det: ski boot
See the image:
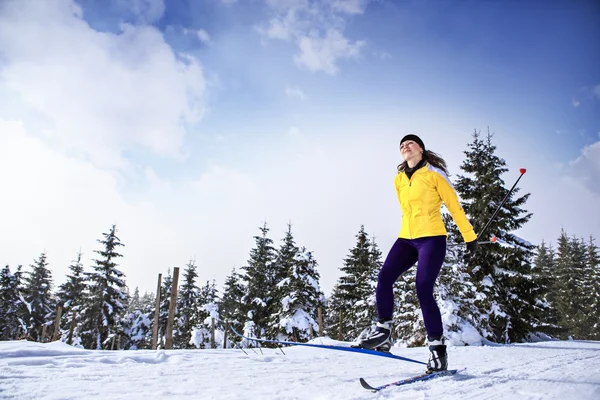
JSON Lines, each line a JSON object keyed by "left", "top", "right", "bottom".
{"left": 426, "top": 336, "right": 448, "bottom": 373}
{"left": 355, "top": 319, "right": 393, "bottom": 352}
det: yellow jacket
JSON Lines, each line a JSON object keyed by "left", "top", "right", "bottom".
{"left": 394, "top": 162, "right": 477, "bottom": 242}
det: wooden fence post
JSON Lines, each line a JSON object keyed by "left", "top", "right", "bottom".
{"left": 318, "top": 307, "right": 323, "bottom": 337}
{"left": 211, "top": 318, "right": 216, "bottom": 349}
{"left": 224, "top": 321, "right": 229, "bottom": 349}
{"left": 151, "top": 273, "right": 162, "bottom": 350}
{"left": 165, "top": 267, "right": 180, "bottom": 349}
{"left": 52, "top": 305, "right": 63, "bottom": 342}
{"left": 41, "top": 325, "right": 47, "bottom": 343}
{"left": 67, "top": 311, "right": 77, "bottom": 345}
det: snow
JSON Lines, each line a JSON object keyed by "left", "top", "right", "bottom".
{"left": 1, "top": 339, "right": 599, "bottom": 399}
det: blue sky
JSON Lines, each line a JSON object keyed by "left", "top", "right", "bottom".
{"left": 0, "top": 0, "right": 598, "bottom": 295}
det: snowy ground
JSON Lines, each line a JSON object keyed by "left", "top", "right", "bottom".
{"left": 1, "top": 339, "right": 599, "bottom": 400}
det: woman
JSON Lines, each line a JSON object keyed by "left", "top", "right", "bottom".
{"left": 357, "top": 134, "right": 478, "bottom": 373}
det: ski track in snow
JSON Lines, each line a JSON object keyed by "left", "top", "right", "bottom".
{"left": 0, "top": 340, "right": 599, "bottom": 399}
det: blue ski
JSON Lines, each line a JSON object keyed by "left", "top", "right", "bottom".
{"left": 229, "top": 326, "right": 426, "bottom": 366}
{"left": 360, "top": 369, "right": 459, "bottom": 392}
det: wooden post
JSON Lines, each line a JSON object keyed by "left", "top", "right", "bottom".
{"left": 151, "top": 273, "right": 162, "bottom": 350}
{"left": 165, "top": 267, "right": 180, "bottom": 350}
{"left": 211, "top": 318, "right": 216, "bottom": 349}
{"left": 67, "top": 311, "right": 77, "bottom": 345}
{"left": 41, "top": 325, "right": 47, "bottom": 343}
{"left": 318, "top": 307, "right": 323, "bottom": 337}
{"left": 52, "top": 306, "right": 63, "bottom": 342}
{"left": 224, "top": 321, "right": 229, "bottom": 349}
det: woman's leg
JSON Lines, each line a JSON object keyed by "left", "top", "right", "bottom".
{"left": 414, "top": 236, "right": 447, "bottom": 339}
{"left": 376, "top": 238, "right": 418, "bottom": 319}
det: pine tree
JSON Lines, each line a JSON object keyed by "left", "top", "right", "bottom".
{"left": 272, "top": 247, "right": 325, "bottom": 341}
{"left": 191, "top": 280, "right": 220, "bottom": 349}
{"left": 240, "top": 223, "right": 277, "bottom": 338}
{"left": 218, "top": 267, "right": 245, "bottom": 331}
{"left": 586, "top": 236, "right": 600, "bottom": 339}
{"left": 569, "top": 236, "right": 594, "bottom": 338}
{"left": 553, "top": 230, "right": 575, "bottom": 338}
{"left": 121, "top": 287, "right": 154, "bottom": 350}
{"left": 452, "top": 129, "right": 540, "bottom": 343}
{"left": 267, "top": 223, "right": 299, "bottom": 339}
{"left": 175, "top": 260, "right": 201, "bottom": 348}
{"left": 23, "top": 252, "right": 56, "bottom": 341}
{"left": 327, "top": 226, "right": 379, "bottom": 341}
{"left": 0, "top": 265, "right": 27, "bottom": 339}
{"left": 532, "top": 240, "right": 562, "bottom": 337}
{"left": 56, "top": 251, "right": 87, "bottom": 335}
{"left": 81, "top": 225, "right": 128, "bottom": 349}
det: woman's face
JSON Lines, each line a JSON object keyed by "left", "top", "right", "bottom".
{"left": 400, "top": 140, "right": 423, "bottom": 161}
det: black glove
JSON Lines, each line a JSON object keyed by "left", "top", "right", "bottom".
{"left": 465, "top": 240, "right": 478, "bottom": 262}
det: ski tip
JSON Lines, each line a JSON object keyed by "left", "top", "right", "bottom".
{"left": 359, "top": 377, "right": 377, "bottom": 392}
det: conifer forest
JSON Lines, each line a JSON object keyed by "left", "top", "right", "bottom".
{"left": 2, "top": 131, "right": 599, "bottom": 349}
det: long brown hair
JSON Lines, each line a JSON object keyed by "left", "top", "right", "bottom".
{"left": 397, "top": 150, "right": 449, "bottom": 175}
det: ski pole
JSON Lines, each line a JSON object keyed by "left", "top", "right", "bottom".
{"left": 477, "top": 168, "right": 526, "bottom": 241}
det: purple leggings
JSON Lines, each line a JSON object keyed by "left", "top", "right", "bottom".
{"left": 376, "top": 236, "right": 447, "bottom": 339}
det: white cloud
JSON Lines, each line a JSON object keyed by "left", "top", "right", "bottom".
{"left": 569, "top": 139, "right": 600, "bottom": 195}
{"left": 285, "top": 85, "right": 307, "bottom": 99}
{"left": 258, "top": 0, "right": 369, "bottom": 74}
{"left": 0, "top": 0, "right": 205, "bottom": 170}
{"left": 331, "top": 0, "right": 369, "bottom": 15}
{"left": 196, "top": 29, "right": 212, "bottom": 44}
{"left": 572, "top": 99, "right": 580, "bottom": 107}
{"left": 121, "top": 0, "right": 166, "bottom": 23}
{"left": 0, "top": 118, "right": 265, "bottom": 296}
{"left": 295, "top": 29, "right": 365, "bottom": 74}
{"left": 374, "top": 50, "right": 392, "bottom": 61}
{"left": 593, "top": 84, "right": 600, "bottom": 100}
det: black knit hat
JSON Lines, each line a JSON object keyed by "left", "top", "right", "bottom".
{"left": 400, "top": 134, "right": 425, "bottom": 151}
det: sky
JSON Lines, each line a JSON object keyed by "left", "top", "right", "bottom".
{"left": 0, "top": 0, "right": 599, "bottom": 297}
{"left": 1, "top": 338, "right": 600, "bottom": 399}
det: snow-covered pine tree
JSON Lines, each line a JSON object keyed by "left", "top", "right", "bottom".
{"left": 23, "top": 252, "right": 56, "bottom": 341}
{"left": 0, "top": 265, "right": 27, "bottom": 339}
{"left": 532, "top": 240, "right": 563, "bottom": 338}
{"left": 569, "top": 236, "right": 594, "bottom": 339}
{"left": 81, "top": 225, "right": 128, "bottom": 349}
{"left": 218, "top": 267, "right": 245, "bottom": 332}
{"left": 240, "top": 223, "right": 277, "bottom": 339}
{"left": 553, "top": 230, "right": 577, "bottom": 338}
{"left": 56, "top": 251, "right": 87, "bottom": 339}
{"left": 191, "top": 279, "right": 221, "bottom": 348}
{"left": 585, "top": 236, "right": 600, "bottom": 339}
{"left": 121, "top": 287, "right": 154, "bottom": 349}
{"left": 267, "top": 223, "right": 299, "bottom": 339}
{"left": 452, "top": 130, "right": 541, "bottom": 343}
{"left": 175, "top": 260, "right": 201, "bottom": 348}
{"left": 272, "top": 247, "right": 325, "bottom": 341}
{"left": 327, "top": 226, "right": 379, "bottom": 341}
